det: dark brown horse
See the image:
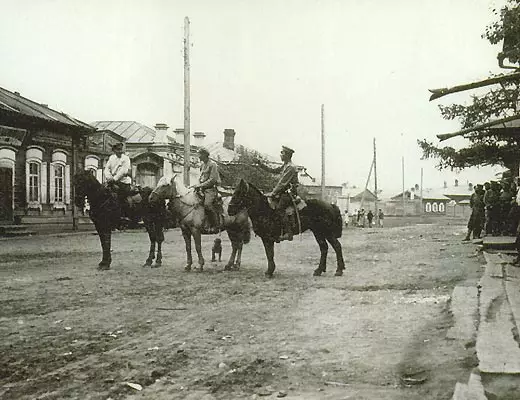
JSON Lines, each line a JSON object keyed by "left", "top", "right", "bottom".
{"left": 227, "top": 179, "right": 345, "bottom": 277}
{"left": 73, "top": 170, "right": 166, "bottom": 269}
{"left": 149, "top": 174, "right": 251, "bottom": 271}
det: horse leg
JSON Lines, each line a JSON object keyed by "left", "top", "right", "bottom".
{"left": 193, "top": 230, "right": 205, "bottom": 271}
{"left": 235, "top": 241, "right": 243, "bottom": 270}
{"left": 154, "top": 224, "right": 164, "bottom": 268}
{"left": 261, "top": 237, "right": 276, "bottom": 278}
{"left": 313, "top": 233, "right": 328, "bottom": 276}
{"left": 224, "top": 240, "right": 237, "bottom": 271}
{"left": 143, "top": 223, "right": 155, "bottom": 267}
{"left": 98, "top": 230, "right": 112, "bottom": 270}
{"left": 181, "top": 227, "right": 193, "bottom": 271}
{"left": 225, "top": 231, "right": 238, "bottom": 271}
{"left": 326, "top": 236, "right": 345, "bottom": 276}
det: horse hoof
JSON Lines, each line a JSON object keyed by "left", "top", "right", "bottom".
{"left": 184, "top": 265, "right": 192, "bottom": 272}
{"left": 142, "top": 262, "right": 152, "bottom": 268}
{"left": 97, "top": 265, "right": 110, "bottom": 271}
{"left": 152, "top": 263, "right": 162, "bottom": 268}
{"left": 224, "top": 264, "right": 232, "bottom": 271}
{"left": 334, "top": 270, "right": 343, "bottom": 277}
{"left": 264, "top": 272, "right": 273, "bottom": 278}
{"left": 313, "top": 270, "right": 322, "bottom": 276}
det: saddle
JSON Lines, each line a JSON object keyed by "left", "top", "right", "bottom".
{"left": 268, "top": 195, "right": 307, "bottom": 215}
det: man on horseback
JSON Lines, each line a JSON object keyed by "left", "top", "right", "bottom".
{"left": 104, "top": 142, "right": 132, "bottom": 221}
{"left": 258, "top": 145, "right": 299, "bottom": 241}
{"left": 192, "top": 148, "right": 222, "bottom": 234}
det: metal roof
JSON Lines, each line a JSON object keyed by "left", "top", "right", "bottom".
{"left": 0, "top": 86, "right": 92, "bottom": 130}
{"left": 90, "top": 121, "right": 174, "bottom": 143}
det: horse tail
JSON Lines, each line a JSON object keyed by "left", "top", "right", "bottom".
{"left": 331, "top": 203, "right": 343, "bottom": 238}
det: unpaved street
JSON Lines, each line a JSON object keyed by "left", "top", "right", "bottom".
{"left": 1, "top": 219, "right": 482, "bottom": 399}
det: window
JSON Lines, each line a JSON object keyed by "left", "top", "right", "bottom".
{"left": 439, "top": 203, "right": 445, "bottom": 212}
{"left": 425, "top": 202, "right": 432, "bottom": 213}
{"left": 53, "top": 164, "right": 64, "bottom": 203}
{"left": 28, "top": 162, "right": 40, "bottom": 202}
{"left": 432, "top": 202, "right": 439, "bottom": 212}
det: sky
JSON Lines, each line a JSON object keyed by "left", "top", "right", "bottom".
{"left": 0, "top": 0, "right": 510, "bottom": 196}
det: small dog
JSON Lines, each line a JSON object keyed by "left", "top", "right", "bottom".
{"left": 211, "top": 238, "right": 222, "bottom": 262}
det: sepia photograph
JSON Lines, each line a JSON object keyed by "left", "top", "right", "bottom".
{"left": 1, "top": 0, "right": 520, "bottom": 398}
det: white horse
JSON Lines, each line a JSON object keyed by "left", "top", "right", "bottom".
{"left": 150, "top": 174, "right": 251, "bottom": 272}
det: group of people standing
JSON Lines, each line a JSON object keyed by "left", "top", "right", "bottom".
{"left": 345, "top": 208, "right": 384, "bottom": 228}
{"left": 464, "top": 177, "right": 520, "bottom": 240}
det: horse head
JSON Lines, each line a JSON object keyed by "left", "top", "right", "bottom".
{"left": 73, "top": 170, "right": 98, "bottom": 208}
{"left": 228, "top": 179, "right": 251, "bottom": 216}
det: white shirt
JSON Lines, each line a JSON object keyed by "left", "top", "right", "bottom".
{"left": 104, "top": 153, "right": 132, "bottom": 184}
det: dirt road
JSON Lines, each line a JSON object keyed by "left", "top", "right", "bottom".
{"left": 0, "top": 219, "right": 482, "bottom": 399}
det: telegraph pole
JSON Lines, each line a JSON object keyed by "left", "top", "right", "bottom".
{"left": 373, "top": 138, "right": 378, "bottom": 225}
{"left": 402, "top": 156, "right": 405, "bottom": 216}
{"left": 183, "top": 16, "right": 191, "bottom": 186}
{"left": 321, "top": 104, "right": 325, "bottom": 200}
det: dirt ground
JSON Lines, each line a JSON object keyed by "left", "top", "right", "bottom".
{"left": 0, "top": 217, "right": 483, "bottom": 399}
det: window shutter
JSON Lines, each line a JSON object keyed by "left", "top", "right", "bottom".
{"left": 49, "top": 163, "right": 55, "bottom": 203}
{"left": 25, "top": 162, "right": 30, "bottom": 204}
{"left": 41, "top": 162, "right": 47, "bottom": 204}
{"left": 65, "top": 165, "right": 71, "bottom": 204}
{"left": 96, "top": 168, "right": 102, "bottom": 183}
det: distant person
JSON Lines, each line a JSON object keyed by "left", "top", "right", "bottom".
{"left": 367, "top": 210, "right": 374, "bottom": 227}
{"left": 343, "top": 209, "right": 349, "bottom": 228}
{"left": 378, "top": 209, "right": 384, "bottom": 227}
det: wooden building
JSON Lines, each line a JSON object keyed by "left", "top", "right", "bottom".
{"left": 0, "top": 87, "right": 101, "bottom": 226}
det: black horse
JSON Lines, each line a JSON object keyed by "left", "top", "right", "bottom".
{"left": 228, "top": 179, "right": 345, "bottom": 277}
{"left": 73, "top": 170, "right": 167, "bottom": 270}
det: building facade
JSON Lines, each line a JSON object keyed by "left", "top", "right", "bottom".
{"left": 0, "top": 87, "right": 103, "bottom": 226}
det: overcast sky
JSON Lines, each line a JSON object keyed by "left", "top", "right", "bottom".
{"left": 1, "top": 0, "right": 509, "bottom": 195}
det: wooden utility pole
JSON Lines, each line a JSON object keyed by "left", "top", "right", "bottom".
{"left": 402, "top": 156, "right": 405, "bottom": 216}
{"left": 360, "top": 159, "right": 374, "bottom": 210}
{"left": 420, "top": 167, "right": 424, "bottom": 214}
{"left": 373, "top": 138, "right": 378, "bottom": 225}
{"left": 183, "top": 16, "right": 191, "bottom": 186}
{"left": 71, "top": 135, "right": 77, "bottom": 230}
{"left": 321, "top": 104, "right": 325, "bottom": 200}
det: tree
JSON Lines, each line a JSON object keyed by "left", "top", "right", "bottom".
{"left": 218, "top": 147, "right": 279, "bottom": 191}
{"left": 418, "top": 0, "right": 520, "bottom": 174}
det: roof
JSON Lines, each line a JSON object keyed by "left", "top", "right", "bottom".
{"left": 0, "top": 86, "right": 92, "bottom": 130}
{"left": 90, "top": 121, "right": 172, "bottom": 143}
{"left": 351, "top": 189, "right": 377, "bottom": 201}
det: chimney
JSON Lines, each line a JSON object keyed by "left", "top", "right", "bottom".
{"left": 468, "top": 182, "right": 473, "bottom": 191}
{"left": 443, "top": 181, "right": 447, "bottom": 189}
{"left": 14, "top": 91, "right": 20, "bottom": 96}
{"left": 154, "top": 123, "right": 169, "bottom": 143}
{"left": 414, "top": 183, "right": 420, "bottom": 191}
{"left": 174, "top": 128, "right": 184, "bottom": 144}
{"left": 454, "top": 179, "right": 459, "bottom": 187}
{"left": 193, "top": 131, "right": 206, "bottom": 147}
{"left": 223, "top": 129, "right": 236, "bottom": 150}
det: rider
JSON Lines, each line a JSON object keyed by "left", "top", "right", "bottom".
{"left": 259, "top": 145, "right": 299, "bottom": 241}
{"left": 192, "top": 148, "right": 221, "bottom": 234}
{"left": 104, "top": 142, "right": 132, "bottom": 219}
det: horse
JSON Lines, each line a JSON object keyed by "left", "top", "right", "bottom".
{"left": 73, "top": 170, "right": 167, "bottom": 269}
{"left": 227, "top": 179, "right": 345, "bottom": 277}
{"left": 149, "top": 174, "right": 251, "bottom": 272}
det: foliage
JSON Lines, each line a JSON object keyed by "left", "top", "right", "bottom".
{"left": 218, "top": 147, "right": 279, "bottom": 191}
{"left": 418, "top": 0, "right": 520, "bottom": 174}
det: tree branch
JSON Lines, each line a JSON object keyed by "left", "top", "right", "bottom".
{"left": 437, "top": 114, "right": 520, "bottom": 141}
{"left": 429, "top": 72, "right": 520, "bottom": 101}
